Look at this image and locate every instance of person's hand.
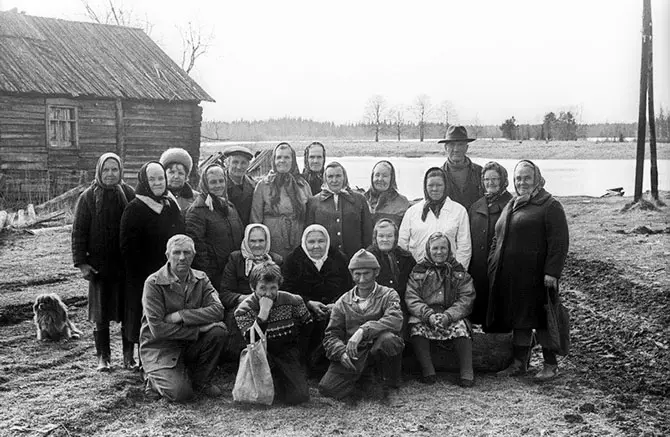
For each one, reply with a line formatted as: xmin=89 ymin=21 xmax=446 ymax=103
xmin=163 ymin=312 xmax=183 ymax=324
xmin=325 ymin=303 xmax=335 ymax=313
xmin=258 ymin=296 xmax=274 ymax=321
xmin=199 ymin=321 xmax=225 ymax=333
xmin=340 ymin=352 xmax=357 ymax=371
xmin=544 ymin=275 xmax=558 ymax=291
xmin=78 ymin=264 xmax=98 ymax=281
xmin=440 ymin=313 xmax=452 ymax=328
xmin=346 ymin=329 xmax=364 ymax=359
xmin=428 ymin=314 xmax=439 ymax=328
xmin=307 ymin=300 xmax=328 ymax=320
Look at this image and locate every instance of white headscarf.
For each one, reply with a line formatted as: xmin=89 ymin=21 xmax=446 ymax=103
xmin=241 ymin=224 xmax=272 ymax=276
xmin=301 ymin=224 xmax=330 ymax=271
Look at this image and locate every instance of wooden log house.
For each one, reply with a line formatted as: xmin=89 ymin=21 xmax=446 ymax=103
xmin=0 ymin=11 xmax=214 ymax=203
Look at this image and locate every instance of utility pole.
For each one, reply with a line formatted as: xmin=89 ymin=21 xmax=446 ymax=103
xmin=647 ymin=1 xmax=659 ymax=201
xmin=633 ymin=0 xmax=651 ymax=202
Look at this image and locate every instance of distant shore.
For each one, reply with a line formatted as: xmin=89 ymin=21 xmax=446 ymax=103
xmin=201 ymin=139 xmax=670 ymax=161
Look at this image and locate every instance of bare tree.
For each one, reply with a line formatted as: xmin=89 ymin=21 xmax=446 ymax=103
xmin=470 ymin=114 xmax=482 ymax=138
xmin=389 ymin=105 xmax=407 ymax=141
xmin=413 ymin=94 xmax=432 ymax=142
xmin=178 ymin=21 xmax=214 ymax=74
xmin=365 ymin=95 xmax=387 ymax=142
xmin=81 ymin=0 xmax=153 ymax=35
xmin=439 ymin=100 xmax=455 ymax=138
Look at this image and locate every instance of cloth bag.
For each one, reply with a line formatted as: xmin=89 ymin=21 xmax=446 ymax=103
xmin=232 ymin=321 xmax=274 ymax=405
xmin=544 ymin=286 xmax=570 ymax=356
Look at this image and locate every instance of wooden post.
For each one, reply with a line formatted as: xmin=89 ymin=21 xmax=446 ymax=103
xmin=634 ymin=0 xmax=651 ymax=202
xmin=115 ymin=99 xmax=126 ymax=163
xmin=646 ymin=1 xmax=659 ymax=202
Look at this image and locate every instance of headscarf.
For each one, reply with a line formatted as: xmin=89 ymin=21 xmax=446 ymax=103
xmin=135 ymin=161 xmax=176 ymax=214
xmin=92 ymin=152 xmax=129 ymax=214
xmin=371 ymin=218 xmax=400 ymax=282
xmin=421 ymin=167 xmax=449 ymax=221
xmin=364 ymin=160 xmax=399 ymax=213
xmin=301 ymin=224 xmax=330 ymax=271
xmin=199 ymin=163 xmax=230 ymax=216
xmin=420 ymin=232 xmax=461 ymax=280
xmin=512 ymin=160 xmax=545 ymax=210
xmin=265 ymin=142 xmax=308 ymax=217
xmin=302 ymin=141 xmax=325 ymax=190
xmin=241 ymin=224 xmax=273 ymax=276
xmin=482 ymin=161 xmax=510 ymax=204
xmin=320 ymin=161 xmax=352 ymax=209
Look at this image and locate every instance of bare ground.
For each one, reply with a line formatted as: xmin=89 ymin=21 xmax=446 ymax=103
xmin=0 ymin=193 xmax=668 ymax=437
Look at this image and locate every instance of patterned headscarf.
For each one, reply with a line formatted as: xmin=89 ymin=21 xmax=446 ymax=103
xmin=512 ymin=160 xmax=545 ymax=209
xmin=301 ymin=224 xmax=330 ymax=271
xmin=264 ymin=142 xmax=308 ymax=217
xmin=421 ymin=167 xmax=449 ymax=221
xmin=241 ymin=224 xmax=273 ymax=276
xmin=421 ymin=232 xmax=461 ymax=277
xmin=482 ymin=161 xmax=510 ymax=203
xmin=199 ymin=163 xmax=230 ymax=216
xmin=92 ymin=152 xmax=129 ymax=214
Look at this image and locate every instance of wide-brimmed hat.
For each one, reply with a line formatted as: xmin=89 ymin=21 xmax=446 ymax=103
xmin=222 ymin=145 xmax=253 ymax=161
xmin=438 ymin=125 xmax=475 ymax=144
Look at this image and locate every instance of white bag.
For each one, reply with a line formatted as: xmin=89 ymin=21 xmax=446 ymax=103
xmin=232 ymin=321 xmax=274 ymax=405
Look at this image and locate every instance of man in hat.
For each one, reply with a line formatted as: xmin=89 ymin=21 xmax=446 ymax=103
xmin=438 ymin=125 xmax=484 ymax=211
xmin=222 ymin=145 xmax=256 ymax=225
xmin=302 ymin=142 xmax=326 ymax=195
xmin=319 ymin=249 xmax=404 ymax=401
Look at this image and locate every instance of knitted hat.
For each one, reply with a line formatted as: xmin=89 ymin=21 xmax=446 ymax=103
xmin=160 ymin=148 xmax=193 ymax=175
xmin=348 ymin=249 xmax=380 ymax=271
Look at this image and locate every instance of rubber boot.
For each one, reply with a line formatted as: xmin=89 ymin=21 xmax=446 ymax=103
xmin=453 ymin=337 xmax=474 ymax=387
xmin=121 ymin=327 xmax=139 ymax=371
xmin=94 ymin=329 xmax=111 ymax=372
xmin=497 ymin=345 xmax=529 ymax=377
xmin=378 ymin=353 xmax=403 ymax=390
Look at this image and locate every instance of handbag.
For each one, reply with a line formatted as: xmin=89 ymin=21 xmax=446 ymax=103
xmin=544 ymin=286 xmax=570 ymax=356
xmin=232 ymin=321 xmax=274 ymax=405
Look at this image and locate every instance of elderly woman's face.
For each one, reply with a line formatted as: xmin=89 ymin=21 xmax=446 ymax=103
xmin=372 ymin=163 xmax=392 ymax=192
xmin=305 ymin=230 xmax=327 ymax=259
xmin=375 ymin=225 xmax=396 ymax=252
xmin=426 ymin=175 xmax=445 ymax=201
xmin=101 ymin=159 xmax=121 ymax=186
xmin=307 ymin=146 xmax=325 ymax=172
xmin=166 ymin=163 xmax=187 ymax=189
xmin=483 ymin=169 xmax=502 ymax=195
xmin=325 ymin=166 xmax=345 ymax=193
xmin=429 ymin=237 xmax=450 ymax=264
xmin=146 ymin=163 xmax=166 ymax=196
xmin=248 ymin=227 xmax=267 ymax=256
xmin=274 ymin=146 xmax=293 ymax=173
xmin=206 ymin=167 xmax=226 ymax=197
xmin=514 ymin=165 xmax=535 ymax=196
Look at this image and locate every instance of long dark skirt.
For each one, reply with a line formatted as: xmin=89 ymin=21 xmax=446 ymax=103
xmin=88 ymin=278 xmax=123 ymax=324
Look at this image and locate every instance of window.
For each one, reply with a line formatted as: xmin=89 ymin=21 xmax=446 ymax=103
xmin=47 ymin=104 xmax=78 ymax=148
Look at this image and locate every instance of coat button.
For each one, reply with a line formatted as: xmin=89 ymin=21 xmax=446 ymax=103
xmin=337 ymin=232 xmax=341 ymax=236
xmin=336 ymin=218 xmax=340 ymax=222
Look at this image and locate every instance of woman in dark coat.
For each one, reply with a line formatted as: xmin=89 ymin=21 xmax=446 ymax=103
xmin=364 ymin=160 xmax=411 ymax=228
xmin=185 ymin=163 xmax=244 ymax=290
xmin=72 ymin=153 xmax=135 ymax=371
xmin=282 ymin=224 xmax=351 ymax=375
xmin=367 ymin=218 xmax=416 ymax=338
xmin=120 ymin=161 xmax=185 ymax=359
xmin=487 ymin=160 xmax=569 ymax=380
xmin=467 ymin=161 xmax=512 ymax=326
xmin=306 ymin=161 xmax=373 ymax=260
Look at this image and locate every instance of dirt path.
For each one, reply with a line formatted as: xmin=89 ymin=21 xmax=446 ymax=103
xmin=0 ymin=195 xmax=668 ymax=436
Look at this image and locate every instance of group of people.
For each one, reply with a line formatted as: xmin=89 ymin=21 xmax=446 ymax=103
xmin=71 ymin=125 xmax=569 ymax=404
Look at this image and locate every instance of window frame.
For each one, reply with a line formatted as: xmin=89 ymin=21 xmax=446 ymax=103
xmin=46 ymin=98 xmax=79 ymax=149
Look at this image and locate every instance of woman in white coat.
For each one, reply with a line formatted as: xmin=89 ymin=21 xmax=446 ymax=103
xmin=398 ymin=167 xmax=471 ymax=268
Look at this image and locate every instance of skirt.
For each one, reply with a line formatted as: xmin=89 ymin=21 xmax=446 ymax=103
xmin=410 ymin=314 xmax=470 ymax=341
xmin=88 ymin=277 xmax=123 ymax=324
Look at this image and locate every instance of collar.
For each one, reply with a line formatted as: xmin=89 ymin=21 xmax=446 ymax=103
xmin=352 ymin=283 xmax=378 ymax=302
xmin=154 ymin=263 xmax=206 ymax=285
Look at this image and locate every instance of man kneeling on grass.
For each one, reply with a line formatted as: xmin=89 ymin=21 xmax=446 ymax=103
xmin=235 ymin=262 xmax=313 ymax=405
xmin=140 ymin=234 xmax=227 ymax=402
xmin=319 ymin=249 xmax=404 ymax=400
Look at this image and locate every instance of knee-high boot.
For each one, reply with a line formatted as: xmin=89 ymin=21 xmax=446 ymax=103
xmin=94 ymin=328 xmax=111 ymax=372
xmin=453 ymin=337 xmax=474 ymax=386
xmin=121 ymin=326 xmax=139 ymax=371
xmin=410 ymin=336 xmax=435 ymax=383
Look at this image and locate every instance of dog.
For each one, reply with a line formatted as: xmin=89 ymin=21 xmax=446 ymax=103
xmin=33 ymin=293 xmax=83 ymax=341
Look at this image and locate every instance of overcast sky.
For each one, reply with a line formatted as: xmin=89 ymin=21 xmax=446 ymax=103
xmin=3 ymin=0 xmax=669 ymax=125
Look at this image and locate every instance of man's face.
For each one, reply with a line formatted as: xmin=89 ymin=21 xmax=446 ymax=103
xmin=254 ymin=279 xmax=279 ymax=300
xmin=227 ymin=155 xmax=250 ymax=180
xmin=307 ymin=146 xmax=325 ymax=172
xmin=351 ymin=268 xmax=377 ymax=289
xmin=167 ymin=242 xmax=194 ymax=276
xmin=444 ymin=141 xmax=469 ymax=163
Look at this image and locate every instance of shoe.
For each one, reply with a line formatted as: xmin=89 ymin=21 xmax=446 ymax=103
xmin=535 ymin=363 xmax=559 ymax=381
xmin=123 ymin=350 xmax=139 ymax=371
xmin=198 ymin=384 xmax=223 ymax=398
xmin=97 ymin=355 xmax=111 ymax=372
xmin=496 ymin=359 xmax=527 ymax=377
xmin=420 ymin=374 xmax=437 ymax=385
xmin=144 ymin=380 xmax=161 ymax=401
xmin=459 ymin=378 xmax=475 ymax=388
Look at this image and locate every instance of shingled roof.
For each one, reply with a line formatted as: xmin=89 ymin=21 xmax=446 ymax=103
xmin=0 ymin=11 xmax=214 ymax=102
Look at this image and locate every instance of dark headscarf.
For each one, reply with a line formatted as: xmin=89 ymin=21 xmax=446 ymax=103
xmin=421 ymin=167 xmax=449 ymax=222
xmin=264 ymin=142 xmax=308 ymax=217
xmin=420 ymin=232 xmax=461 ymax=277
xmin=512 ymin=160 xmax=545 ymax=210
xmin=135 ymin=161 xmax=170 ymax=203
xmin=371 ymin=218 xmax=401 ymax=281
xmin=482 ymin=161 xmax=510 ymax=204
xmin=92 ymin=152 xmax=129 ymax=214
xmin=199 ymin=163 xmax=231 ymax=216
xmin=365 ymin=160 xmax=400 ymax=213
xmin=302 ymin=141 xmax=325 ymax=191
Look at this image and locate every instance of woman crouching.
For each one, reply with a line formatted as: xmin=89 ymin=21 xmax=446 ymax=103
xmin=234 ymin=262 xmax=313 ymax=405
xmin=405 ymin=232 xmax=475 ymax=387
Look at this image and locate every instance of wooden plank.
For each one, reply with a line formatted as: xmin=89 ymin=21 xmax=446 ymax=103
xmin=0 ymin=138 xmax=47 ymax=147
xmin=0 ymin=152 xmax=48 ymax=163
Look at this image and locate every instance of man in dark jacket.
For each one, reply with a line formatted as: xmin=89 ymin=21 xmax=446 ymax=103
xmin=439 ymin=125 xmax=484 ymax=211
xmin=223 ymin=145 xmax=257 ymax=226
xmin=140 ymin=234 xmax=227 ymax=402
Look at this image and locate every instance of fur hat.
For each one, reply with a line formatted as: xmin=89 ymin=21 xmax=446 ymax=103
xmin=160 ymin=148 xmax=193 ymax=175
xmin=348 ymin=249 xmax=380 ymax=271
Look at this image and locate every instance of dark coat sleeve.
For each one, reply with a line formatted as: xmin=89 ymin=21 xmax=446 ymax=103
xmin=120 ymin=203 xmax=144 ymax=274
xmin=71 ymin=190 xmax=92 ymax=267
xmin=220 ymin=255 xmax=243 ymax=308
xmin=185 ymin=207 xmax=213 ymax=275
xmin=543 ymin=199 xmax=569 ymax=279
xmin=359 ymin=193 xmax=373 ymax=249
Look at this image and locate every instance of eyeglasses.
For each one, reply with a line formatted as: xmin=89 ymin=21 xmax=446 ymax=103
xmin=483 ymin=178 xmax=501 ymax=183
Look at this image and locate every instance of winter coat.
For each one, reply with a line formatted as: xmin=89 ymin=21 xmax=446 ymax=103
xmin=398 ymin=198 xmax=472 ymax=268
xmin=226 ymin=172 xmax=256 ymax=226
xmin=405 ymin=260 xmax=475 ymax=326
xmin=250 ymin=180 xmax=312 ymax=259
xmin=367 ymin=246 xmax=416 ymax=303
xmin=467 ymin=191 xmax=512 ymax=325
xmin=487 ymin=189 xmax=569 ymax=332
xmin=441 ymin=160 xmax=484 ymax=211
xmin=219 ymin=250 xmax=283 ymax=308
xmin=120 ymin=198 xmax=185 ymax=341
xmin=306 ymin=190 xmax=373 ymax=260
xmin=139 ymin=264 xmax=224 ymax=373
xmin=281 ymin=246 xmax=351 ymax=306
xmin=365 ymin=190 xmax=411 ymax=229
xmin=185 ymin=194 xmax=244 ymax=291
xmin=171 ymin=182 xmax=199 ymax=213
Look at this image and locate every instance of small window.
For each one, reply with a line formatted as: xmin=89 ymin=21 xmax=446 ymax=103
xmin=47 ymin=105 xmax=78 ymax=148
